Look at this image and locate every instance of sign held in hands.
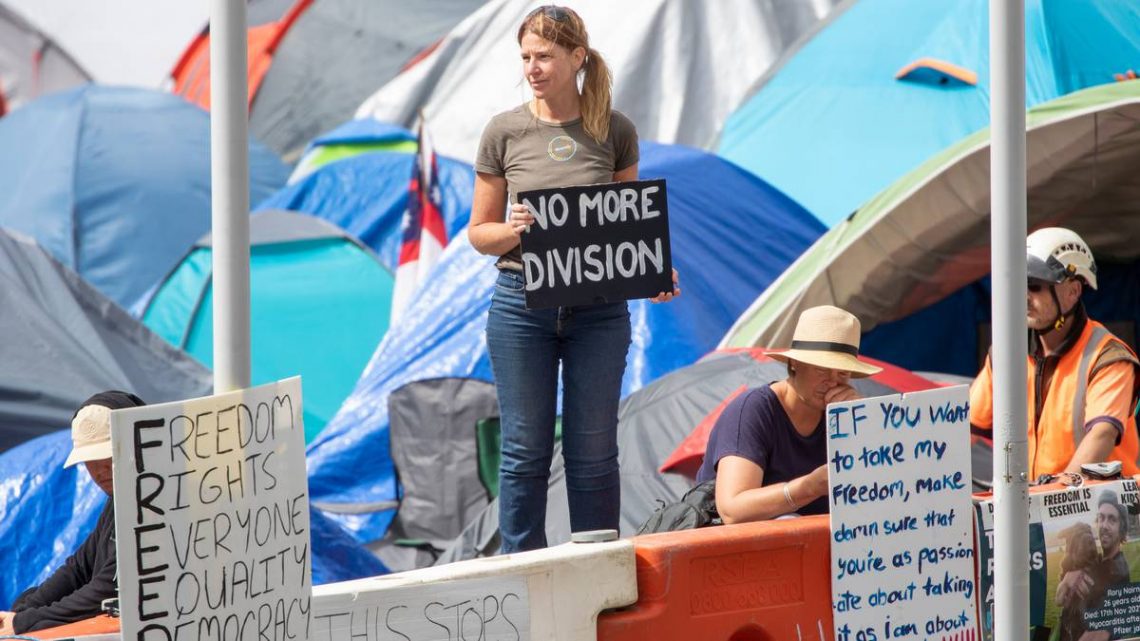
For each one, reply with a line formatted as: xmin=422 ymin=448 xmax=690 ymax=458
xmin=517 ymin=179 xmax=673 ymax=309
xmin=827 ymin=385 xmax=978 ymax=641
xmin=111 ymin=377 xmax=311 ymax=641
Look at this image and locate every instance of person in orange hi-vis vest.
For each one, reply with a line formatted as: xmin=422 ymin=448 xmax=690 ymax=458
xmin=970 ymin=227 xmax=1140 ymax=481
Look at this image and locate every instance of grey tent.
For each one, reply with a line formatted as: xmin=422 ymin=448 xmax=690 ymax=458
xmin=0 ymin=228 xmax=212 ymax=452
xmin=1 ymin=0 xmax=205 ymax=89
xmin=356 ymin=0 xmax=844 ymax=162
xmin=0 ymin=4 xmax=88 ymax=114
xmin=173 ymin=0 xmax=486 ymax=160
xmin=436 ymin=349 xmax=946 ymax=564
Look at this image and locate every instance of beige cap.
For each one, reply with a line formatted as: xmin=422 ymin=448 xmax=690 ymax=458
xmin=767 ymin=305 xmax=883 ymax=378
xmin=63 ymin=404 xmax=113 ymax=468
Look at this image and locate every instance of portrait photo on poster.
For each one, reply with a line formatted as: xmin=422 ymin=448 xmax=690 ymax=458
xmin=1041 ymin=480 xmax=1140 ymax=641
xmin=974 ymin=478 xmax=1140 ymax=641
xmin=517 ymin=179 xmax=672 ymax=309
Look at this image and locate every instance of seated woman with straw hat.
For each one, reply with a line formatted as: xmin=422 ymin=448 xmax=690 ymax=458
xmin=696 ymin=305 xmax=881 ymax=522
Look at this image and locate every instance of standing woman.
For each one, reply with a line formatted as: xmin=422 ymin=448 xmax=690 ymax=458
xmin=469 ymin=5 xmax=679 ymax=553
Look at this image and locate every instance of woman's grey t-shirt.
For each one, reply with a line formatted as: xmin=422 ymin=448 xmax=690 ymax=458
xmin=474 ymin=103 xmax=639 ymax=270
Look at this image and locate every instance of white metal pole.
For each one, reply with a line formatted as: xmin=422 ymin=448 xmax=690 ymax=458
xmin=210 ymin=0 xmax=251 ymax=393
xmin=990 ymin=0 xmax=1029 ymax=639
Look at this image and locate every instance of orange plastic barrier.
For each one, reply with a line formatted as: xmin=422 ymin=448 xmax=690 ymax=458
xmin=30 ymin=614 xmax=120 ymax=639
xmin=598 ymin=515 xmax=835 ymax=641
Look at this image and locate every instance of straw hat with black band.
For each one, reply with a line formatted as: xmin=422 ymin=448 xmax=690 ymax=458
xmin=767 ymin=305 xmax=882 ymax=378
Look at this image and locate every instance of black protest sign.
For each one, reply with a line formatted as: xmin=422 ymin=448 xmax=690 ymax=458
xmin=111 ymin=378 xmax=311 ymax=641
xmin=517 ymin=179 xmax=672 ymax=309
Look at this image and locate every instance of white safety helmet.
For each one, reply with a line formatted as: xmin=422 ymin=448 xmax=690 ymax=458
xmin=1026 ymin=227 xmax=1097 ymax=290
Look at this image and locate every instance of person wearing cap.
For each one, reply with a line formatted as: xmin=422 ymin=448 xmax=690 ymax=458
xmin=696 ymin=305 xmax=881 ymax=523
xmin=969 ymin=227 xmax=1140 ymax=480
xmin=0 ymin=391 xmax=145 ymax=636
xmin=1055 ymin=490 xmax=1132 ymax=641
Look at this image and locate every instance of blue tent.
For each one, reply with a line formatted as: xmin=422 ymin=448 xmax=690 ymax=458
xmin=141 ymin=211 xmax=396 ymax=441
xmin=304 ymin=141 xmax=827 ymax=544
xmin=0 ymin=430 xmax=386 ymax=609
xmin=254 ymin=120 xmax=474 ymax=270
xmin=718 ymin=0 xmax=1140 ymax=226
xmin=0 ymin=85 xmax=289 ymax=309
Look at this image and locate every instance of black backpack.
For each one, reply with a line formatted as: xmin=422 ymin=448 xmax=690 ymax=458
xmin=637 ymin=480 xmax=721 ymax=534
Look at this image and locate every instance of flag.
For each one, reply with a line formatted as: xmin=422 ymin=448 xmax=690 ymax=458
xmin=391 ymin=118 xmax=447 ymax=324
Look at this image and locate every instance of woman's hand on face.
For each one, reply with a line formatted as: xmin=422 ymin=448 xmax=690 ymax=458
xmin=650 ymin=268 xmax=681 ymax=303
xmin=509 ymin=203 xmax=535 ymax=236
xmin=823 ymin=384 xmax=859 ymax=405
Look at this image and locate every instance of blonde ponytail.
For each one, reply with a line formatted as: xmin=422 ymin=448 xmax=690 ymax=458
xmin=580 ymin=47 xmax=612 ymax=144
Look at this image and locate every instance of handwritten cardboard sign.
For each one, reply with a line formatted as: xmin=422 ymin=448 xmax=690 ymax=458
xmin=111 ymin=378 xmax=311 ymax=641
xmin=517 ymin=179 xmax=672 ymax=309
xmin=827 ymin=385 xmax=977 ymax=641
xmin=311 ymin=575 xmax=530 ymax=641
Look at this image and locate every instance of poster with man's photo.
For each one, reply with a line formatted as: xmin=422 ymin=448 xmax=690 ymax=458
xmin=976 ymin=479 xmax=1140 ymax=641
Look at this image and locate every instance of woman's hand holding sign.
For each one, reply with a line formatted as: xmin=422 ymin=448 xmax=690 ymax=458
xmin=509 ymin=203 xmax=534 ymax=236
xmin=514 ymin=179 xmax=674 ymax=309
xmin=649 ymin=268 xmax=681 ymax=303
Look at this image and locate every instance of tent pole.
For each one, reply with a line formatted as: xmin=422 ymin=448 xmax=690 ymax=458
xmin=210 ymin=0 xmax=251 ymax=393
xmin=990 ymin=0 xmax=1029 ymax=639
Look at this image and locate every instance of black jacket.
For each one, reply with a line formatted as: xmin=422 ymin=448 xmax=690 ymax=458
xmin=13 ymin=499 xmax=116 ymax=633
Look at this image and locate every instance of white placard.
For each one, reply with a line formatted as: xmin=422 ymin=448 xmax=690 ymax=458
xmin=311 ymin=575 xmax=530 ymax=641
xmin=827 ymin=385 xmax=977 ymax=641
xmin=111 ymin=378 xmax=311 ymax=641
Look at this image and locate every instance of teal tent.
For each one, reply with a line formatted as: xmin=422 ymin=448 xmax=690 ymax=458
xmin=721 ymin=82 xmax=1140 ymax=376
xmin=718 ymin=0 xmax=1140 ymax=226
xmin=142 ymin=211 xmax=394 ymax=440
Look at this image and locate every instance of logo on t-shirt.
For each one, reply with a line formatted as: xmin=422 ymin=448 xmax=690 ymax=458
xmin=547 ymin=135 xmax=577 ymax=162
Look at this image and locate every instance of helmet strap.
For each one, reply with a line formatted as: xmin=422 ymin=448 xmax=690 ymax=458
xmin=1047 ymin=283 xmax=1082 ymax=333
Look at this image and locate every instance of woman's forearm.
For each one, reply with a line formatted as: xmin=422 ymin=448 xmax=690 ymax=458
xmin=469 ymin=221 xmax=522 ymax=257
xmin=719 ymin=475 xmax=820 ymax=524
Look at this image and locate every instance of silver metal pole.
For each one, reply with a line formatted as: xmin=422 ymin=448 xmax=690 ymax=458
xmin=210 ymin=0 xmax=251 ymax=393
xmin=990 ymin=1 xmax=1029 ymax=639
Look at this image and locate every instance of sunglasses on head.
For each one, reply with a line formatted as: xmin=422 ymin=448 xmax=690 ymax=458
xmin=528 ymin=4 xmax=570 ymax=22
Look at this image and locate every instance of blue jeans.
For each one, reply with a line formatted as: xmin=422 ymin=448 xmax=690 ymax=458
xmin=486 ymin=269 xmax=631 ymax=553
